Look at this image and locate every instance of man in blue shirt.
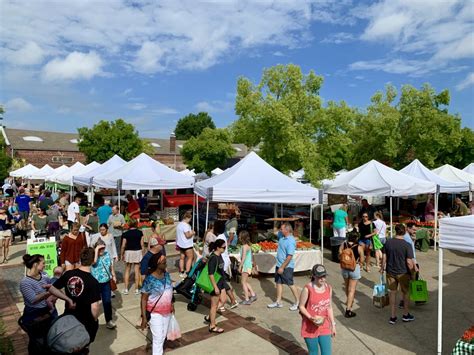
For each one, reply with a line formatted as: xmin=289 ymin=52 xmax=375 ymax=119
xmin=15 ymin=186 xmax=31 ymax=222
xmin=267 ymin=222 xmax=300 ymax=311
xmin=97 ymin=199 xmax=112 ymax=225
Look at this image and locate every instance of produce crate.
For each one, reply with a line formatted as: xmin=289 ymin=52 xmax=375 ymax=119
xmin=163 ymin=207 xmax=179 ymax=222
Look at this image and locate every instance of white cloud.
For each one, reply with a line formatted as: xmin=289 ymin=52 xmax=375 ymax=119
xmin=152 ymin=108 xmax=179 ymax=115
xmin=126 ymin=103 xmax=147 ymax=111
xmin=195 ymin=100 xmax=233 ymax=113
xmin=3 ymin=41 xmax=45 ymax=65
xmin=456 ymin=72 xmax=474 ymax=91
xmin=354 ymin=0 xmax=474 ymax=75
xmin=132 ymin=41 xmax=165 ymax=74
xmin=121 ymin=88 xmax=133 ymax=96
xmin=273 ymin=51 xmax=285 ymax=57
xmin=5 ymin=97 xmax=33 ymax=112
xmin=42 ymin=51 xmax=103 ymax=81
xmin=321 ymin=32 xmax=355 ymax=44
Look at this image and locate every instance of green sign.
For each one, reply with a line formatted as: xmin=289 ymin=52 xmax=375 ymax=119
xmin=26 ymin=241 xmax=58 ymax=277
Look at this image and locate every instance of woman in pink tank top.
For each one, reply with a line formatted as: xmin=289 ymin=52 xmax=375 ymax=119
xmin=299 ymin=264 xmax=336 ymax=355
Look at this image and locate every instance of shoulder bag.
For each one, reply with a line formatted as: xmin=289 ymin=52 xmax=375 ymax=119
xmin=100 ymin=257 xmax=117 ymax=291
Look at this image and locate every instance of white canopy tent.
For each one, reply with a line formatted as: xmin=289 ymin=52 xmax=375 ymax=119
xmin=432 ymin=164 xmax=474 ymax=188
xmin=45 ymin=165 xmax=70 ymax=183
xmin=401 ymin=159 xmax=469 ymax=193
xmin=194 ymin=152 xmax=321 ymax=249
xmin=92 ymin=153 xmax=194 ymax=190
xmin=179 ymin=168 xmax=196 ymax=177
xmin=51 ymin=162 xmax=86 ymax=185
xmin=325 ymin=160 xmax=437 ymax=237
xmin=9 ymin=164 xmax=39 ymax=178
xmin=462 ymin=163 xmax=474 ymax=175
xmin=211 ymin=167 xmax=224 ymax=176
xmin=73 ymin=155 xmax=126 ymax=186
xmin=28 ymin=164 xmax=55 ymax=180
xmin=437 ymin=215 xmax=474 ymax=354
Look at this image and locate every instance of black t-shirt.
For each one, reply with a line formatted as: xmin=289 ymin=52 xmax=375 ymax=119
xmin=39 ymin=198 xmax=54 ymax=211
xmin=359 ymin=222 xmax=376 ymax=238
xmin=207 ymin=254 xmax=225 ymax=277
xmin=122 ymin=229 xmax=143 ymax=251
xmin=53 ymin=269 xmax=101 ymax=334
xmin=382 ymin=238 xmax=414 ymax=275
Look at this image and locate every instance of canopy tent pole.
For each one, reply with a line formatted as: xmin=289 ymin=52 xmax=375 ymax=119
xmin=280 ymin=204 xmax=283 ymax=218
xmin=309 ymin=204 xmax=313 ymax=244
xmin=192 ymin=196 xmax=195 ymax=230
xmin=118 ymin=189 xmax=121 ymax=210
xmin=196 ymin=193 xmax=200 ymax=238
xmin=274 ymin=204 xmax=278 ymax=230
xmin=437 ymin=247 xmax=444 ymax=354
xmin=320 ymin=205 xmax=324 ymax=265
xmin=434 ymin=191 xmax=439 ymax=251
xmin=205 ymin=199 xmax=210 ymax=234
xmin=390 ymin=197 xmax=393 ymax=238
xmin=91 ymin=186 xmax=95 ymax=207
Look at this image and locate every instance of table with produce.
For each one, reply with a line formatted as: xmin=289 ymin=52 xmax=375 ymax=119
xmin=123 ymin=219 xmax=178 ymax=242
xmin=227 ymin=240 xmax=322 ymax=274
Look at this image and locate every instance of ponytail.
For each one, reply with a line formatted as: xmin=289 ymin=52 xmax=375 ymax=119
xmin=209 ymin=239 xmax=226 ymax=252
xmin=23 ymin=254 xmax=44 ymax=269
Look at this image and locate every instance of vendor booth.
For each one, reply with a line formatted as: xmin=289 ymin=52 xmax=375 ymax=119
xmin=9 ymin=164 xmax=39 ymax=178
xmin=438 ymin=215 xmax=474 ymax=354
xmin=462 ymin=163 xmax=474 ymax=175
xmin=73 ymin=155 xmax=126 ymax=186
xmin=28 ymin=164 xmax=55 ymax=180
xmin=195 ymin=152 xmax=323 ymax=271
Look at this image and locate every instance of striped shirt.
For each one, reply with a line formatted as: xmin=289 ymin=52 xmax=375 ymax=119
xmin=20 ymin=272 xmax=51 ymax=308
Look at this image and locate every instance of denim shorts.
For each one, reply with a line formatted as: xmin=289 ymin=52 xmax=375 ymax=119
xmin=341 ymin=264 xmax=361 ymax=280
xmin=275 ymin=267 xmax=294 ymax=285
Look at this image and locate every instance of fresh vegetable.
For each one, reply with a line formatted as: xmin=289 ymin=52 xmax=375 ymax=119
xmin=461 ymin=325 xmax=474 ymax=344
xmin=296 ymin=241 xmax=315 ymax=249
xmin=258 ymin=241 xmax=278 ymax=251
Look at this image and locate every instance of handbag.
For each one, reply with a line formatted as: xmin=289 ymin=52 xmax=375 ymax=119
xmin=373 ymin=274 xmax=390 ymax=308
xmin=409 ymin=278 xmax=428 ymax=302
xmin=373 ymin=234 xmax=383 ymax=250
xmin=196 ymin=255 xmax=222 ymax=293
xmin=100 ymin=258 xmax=117 ymax=291
xmin=166 ymin=314 xmax=181 ymax=341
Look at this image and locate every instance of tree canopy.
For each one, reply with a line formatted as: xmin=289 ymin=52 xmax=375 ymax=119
xmin=0 ymin=135 xmax=12 ymax=181
xmin=174 ymin=112 xmax=216 ymax=140
xmin=181 ymin=128 xmax=234 ymax=174
xmin=78 ymin=119 xmax=152 ymax=163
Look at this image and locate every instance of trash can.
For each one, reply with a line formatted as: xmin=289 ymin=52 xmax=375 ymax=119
xmin=330 ymin=237 xmax=345 ymax=263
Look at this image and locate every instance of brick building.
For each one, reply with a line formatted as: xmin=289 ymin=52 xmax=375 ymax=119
xmin=1 ymin=127 xmax=247 ymax=170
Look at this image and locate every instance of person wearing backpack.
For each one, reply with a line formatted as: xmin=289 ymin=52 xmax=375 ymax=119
xmin=338 ymin=233 xmax=364 ymax=318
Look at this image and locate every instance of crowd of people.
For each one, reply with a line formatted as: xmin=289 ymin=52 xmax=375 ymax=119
xmin=2 ymin=177 xmax=472 ymax=355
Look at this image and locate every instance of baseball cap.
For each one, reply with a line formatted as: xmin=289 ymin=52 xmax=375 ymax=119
xmin=312 ymin=264 xmax=327 ymax=278
xmin=149 ymin=238 xmax=159 ymax=247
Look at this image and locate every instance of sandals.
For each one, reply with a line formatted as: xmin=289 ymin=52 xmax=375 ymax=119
xmin=204 ymin=315 xmax=210 ymax=323
xmin=218 ymin=307 xmax=226 ymax=313
xmin=208 ymin=326 xmax=224 ymax=334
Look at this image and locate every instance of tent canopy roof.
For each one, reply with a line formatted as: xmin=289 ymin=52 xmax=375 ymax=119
xmin=463 ymin=163 xmax=474 ymax=175
xmin=9 ymin=164 xmax=39 ymax=178
xmin=92 ymin=153 xmax=194 ymax=190
xmin=432 ymin=164 xmax=474 ymax=187
xmin=325 ymin=160 xmax=437 ymax=196
xmin=52 ymin=162 xmax=87 ymax=185
xmin=28 ymin=164 xmax=55 ymax=180
xmin=400 ymin=159 xmax=469 ymax=193
xmin=73 ymin=155 xmax=125 ymax=186
xmin=194 ymin=152 xmax=320 ymax=204
xmin=439 ymin=215 xmax=474 ymax=253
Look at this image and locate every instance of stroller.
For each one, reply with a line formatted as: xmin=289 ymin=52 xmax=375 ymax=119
xmin=174 ymin=258 xmax=206 ymax=311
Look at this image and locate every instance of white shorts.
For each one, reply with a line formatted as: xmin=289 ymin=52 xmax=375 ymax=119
xmin=333 ymin=227 xmax=346 ymax=239
xmin=124 ymin=250 xmax=143 ymax=264
xmin=0 ymin=230 xmax=12 ymax=239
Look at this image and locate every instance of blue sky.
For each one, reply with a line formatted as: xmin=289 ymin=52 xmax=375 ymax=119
xmin=1 ymin=0 xmax=473 ymax=138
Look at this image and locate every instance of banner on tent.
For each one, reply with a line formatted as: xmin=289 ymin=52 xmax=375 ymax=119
xmin=26 ymin=240 xmax=58 ymax=277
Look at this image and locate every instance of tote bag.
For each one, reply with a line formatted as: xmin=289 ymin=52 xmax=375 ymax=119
xmin=409 ymin=278 xmax=428 ymax=302
xmin=196 ymin=255 xmax=221 ymax=293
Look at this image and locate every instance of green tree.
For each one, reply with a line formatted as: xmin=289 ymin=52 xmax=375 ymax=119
xmin=348 ymin=85 xmax=401 ymax=168
xmin=232 ymin=64 xmax=330 ymax=184
xmin=174 ymin=112 xmax=216 ymax=140
xmin=438 ymin=127 xmax=474 ymax=168
xmin=78 ymin=119 xmax=152 ymax=162
xmin=0 ymin=135 xmax=12 ymax=181
xmin=181 ymin=128 xmax=234 ymax=174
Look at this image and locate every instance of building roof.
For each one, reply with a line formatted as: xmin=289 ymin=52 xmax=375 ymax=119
xmin=3 ymin=127 xmax=248 ymax=157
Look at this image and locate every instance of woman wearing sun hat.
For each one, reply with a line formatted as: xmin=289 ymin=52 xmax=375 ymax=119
xmin=299 ymin=264 xmax=336 ymax=355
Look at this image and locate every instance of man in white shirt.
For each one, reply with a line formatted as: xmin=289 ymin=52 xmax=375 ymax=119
xmin=215 ymin=227 xmax=239 ymax=309
xmin=67 ymin=196 xmax=81 ymax=230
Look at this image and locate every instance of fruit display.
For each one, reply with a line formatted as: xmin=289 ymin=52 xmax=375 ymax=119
xmin=258 ymin=241 xmax=278 ymax=252
xmin=251 ymin=243 xmax=262 ymax=253
xmin=123 ymin=221 xmax=153 ymax=230
xmin=461 ymin=325 xmax=474 ymax=344
xmin=296 ymin=241 xmax=315 ymax=250
xmin=405 ymin=220 xmax=435 ymax=228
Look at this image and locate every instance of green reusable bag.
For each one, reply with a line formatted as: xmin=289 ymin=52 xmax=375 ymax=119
xmin=373 ymin=234 xmax=383 ymax=250
xmin=409 ymin=279 xmax=428 ymax=302
xmin=196 ymin=255 xmax=222 ymax=293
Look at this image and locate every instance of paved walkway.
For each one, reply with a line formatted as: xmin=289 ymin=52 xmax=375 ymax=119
xmin=1 ymin=240 xmax=473 ymax=354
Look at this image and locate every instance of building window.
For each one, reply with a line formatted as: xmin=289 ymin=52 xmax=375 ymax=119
xmin=151 ymin=142 xmax=161 ymax=148
xmin=70 ymin=139 xmax=79 ymax=144
xmin=52 ymin=156 xmax=74 ymax=163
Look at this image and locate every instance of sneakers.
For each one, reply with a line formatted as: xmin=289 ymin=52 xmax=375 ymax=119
xmin=106 ymin=321 xmax=116 ymax=329
xmin=345 ymin=310 xmax=357 ymax=318
xmin=402 ymin=313 xmax=415 ymax=322
xmin=111 ymin=291 xmax=116 ymax=298
xmin=289 ymin=304 xmax=299 ymax=311
xmin=250 ymin=295 xmax=257 ymax=303
xmin=122 ymin=289 xmax=129 ymax=295
xmin=241 ymin=299 xmax=252 ymax=305
xmin=134 ymin=289 xmax=140 ymax=295
xmin=267 ymin=302 xmax=283 ymax=309
xmin=230 ymin=302 xmax=239 ymax=309
xmin=389 ymin=316 xmax=398 ymax=325
xmin=179 ymin=272 xmax=187 ymax=279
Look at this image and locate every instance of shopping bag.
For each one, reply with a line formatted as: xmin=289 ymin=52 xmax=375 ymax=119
xmin=373 ymin=274 xmax=389 ymax=308
xmin=166 ymin=314 xmax=181 ymax=341
xmin=373 ymin=234 xmax=383 ymax=250
xmin=409 ymin=278 xmax=428 ymax=302
xmin=196 ymin=261 xmax=221 ymax=293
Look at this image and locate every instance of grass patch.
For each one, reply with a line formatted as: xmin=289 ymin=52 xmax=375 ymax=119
xmin=0 ymin=318 xmax=14 ymax=355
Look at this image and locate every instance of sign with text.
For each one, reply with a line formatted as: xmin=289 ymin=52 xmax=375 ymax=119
xmin=26 ymin=241 xmax=58 ymax=277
